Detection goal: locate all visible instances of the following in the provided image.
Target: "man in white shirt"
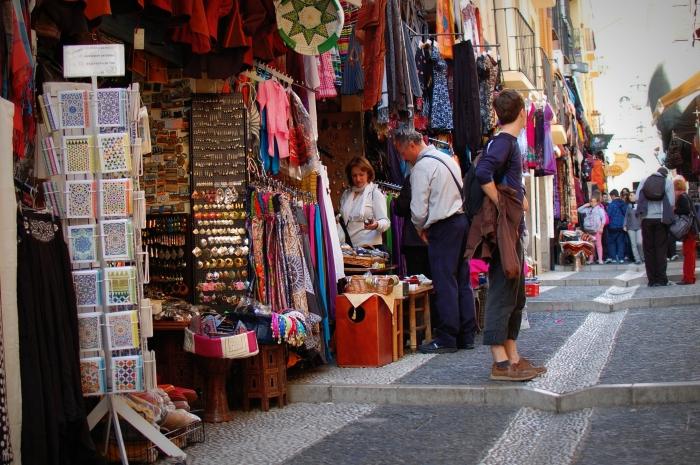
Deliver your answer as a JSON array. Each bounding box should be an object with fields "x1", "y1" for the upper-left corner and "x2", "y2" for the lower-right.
[{"x1": 392, "y1": 127, "x2": 477, "y2": 353}]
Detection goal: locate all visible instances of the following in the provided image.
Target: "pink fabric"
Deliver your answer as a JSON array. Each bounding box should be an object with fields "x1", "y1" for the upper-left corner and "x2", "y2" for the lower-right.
[
  {"x1": 317, "y1": 52, "x2": 338, "y2": 99},
  {"x1": 257, "y1": 79, "x2": 290, "y2": 158},
  {"x1": 469, "y1": 258, "x2": 489, "y2": 288}
]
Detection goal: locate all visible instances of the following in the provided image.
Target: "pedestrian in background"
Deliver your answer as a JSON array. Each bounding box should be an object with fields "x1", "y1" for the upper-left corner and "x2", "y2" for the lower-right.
[
  {"x1": 578, "y1": 195, "x2": 607, "y2": 264},
  {"x1": 606, "y1": 189, "x2": 627, "y2": 263},
  {"x1": 673, "y1": 175, "x2": 697, "y2": 285},
  {"x1": 623, "y1": 192, "x2": 643, "y2": 265},
  {"x1": 637, "y1": 166, "x2": 675, "y2": 287},
  {"x1": 393, "y1": 127, "x2": 477, "y2": 354},
  {"x1": 620, "y1": 187, "x2": 634, "y2": 260}
]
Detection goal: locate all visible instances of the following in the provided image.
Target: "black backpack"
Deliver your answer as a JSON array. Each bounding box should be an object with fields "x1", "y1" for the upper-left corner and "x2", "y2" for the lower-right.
[
  {"x1": 642, "y1": 174, "x2": 666, "y2": 201},
  {"x1": 462, "y1": 135, "x2": 517, "y2": 220}
]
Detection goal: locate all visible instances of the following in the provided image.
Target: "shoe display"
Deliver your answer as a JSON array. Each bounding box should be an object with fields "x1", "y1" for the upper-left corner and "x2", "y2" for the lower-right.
[
  {"x1": 489, "y1": 362, "x2": 538, "y2": 381},
  {"x1": 513, "y1": 357, "x2": 547, "y2": 375},
  {"x1": 419, "y1": 341, "x2": 457, "y2": 354}
]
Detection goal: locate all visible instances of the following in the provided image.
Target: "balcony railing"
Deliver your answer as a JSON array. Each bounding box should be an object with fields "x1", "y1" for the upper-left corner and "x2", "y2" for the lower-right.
[
  {"x1": 538, "y1": 47, "x2": 554, "y2": 105},
  {"x1": 552, "y1": 0, "x2": 575, "y2": 63},
  {"x1": 494, "y1": 7, "x2": 537, "y2": 88}
]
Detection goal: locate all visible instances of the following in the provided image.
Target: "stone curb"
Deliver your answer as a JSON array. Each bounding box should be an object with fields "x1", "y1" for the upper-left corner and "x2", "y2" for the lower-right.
[
  {"x1": 287, "y1": 381, "x2": 700, "y2": 413},
  {"x1": 553, "y1": 260, "x2": 696, "y2": 273},
  {"x1": 525, "y1": 295, "x2": 700, "y2": 313},
  {"x1": 538, "y1": 273, "x2": 685, "y2": 288}
]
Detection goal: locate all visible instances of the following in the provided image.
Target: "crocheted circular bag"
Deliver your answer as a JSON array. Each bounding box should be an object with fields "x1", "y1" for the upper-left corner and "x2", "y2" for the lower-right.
[{"x1": 275, "y1": 0, "x2": 345, "y2": 55}]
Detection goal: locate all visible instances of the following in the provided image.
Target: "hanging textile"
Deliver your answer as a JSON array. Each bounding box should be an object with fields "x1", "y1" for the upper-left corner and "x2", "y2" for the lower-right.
[
  {"x1": 428, "y1": 45, "x2": 453, "y2": 131},
  {"x1": 453, "y1": 40, "x2": 482, "y2": 161},
  {"x1": 414, "y1": 45, "x2": 432, "y2": 131},
  {"x1": 257, "y1": 79, "x2": 290, "y2": 160},
  {"x1": 17, "y1": 213, "x2": 101, "y2": 465},
  {"x1": 461, "y1": 1, "x2": 481, "y2": 48},
  {"x1": 356, "y1": 0, "x2": 388, "y2": 111},
  {"x1": 340, "y1": 27, "x2": 364, "y2": 95},
  {"x1": 543, "y1": 103, "x2": 556, "y2": 175},
  {"x1": 385, "y1": 0, "x2": 412, "y2": 114},
  {"x1": 478, "y1": 53, "x2": 500, "y2": 135},
  {"x1": 338, "y1": 0, "x2": 361, "y2": 62},
  {"x1": 435, "y1": 0, "x2": 455, "y2": 59},
  {"x1": 403, "y1": 23, "x2": 422, "y2": 100}
]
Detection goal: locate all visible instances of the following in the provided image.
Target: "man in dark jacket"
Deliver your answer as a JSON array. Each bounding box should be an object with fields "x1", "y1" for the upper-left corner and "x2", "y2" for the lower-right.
[
  {"x1": 473, "y1": 89, "x2": 543, "y2": 382},
  {"x1": 606, "y1": 189, "x2": 627, "y2": 263}
]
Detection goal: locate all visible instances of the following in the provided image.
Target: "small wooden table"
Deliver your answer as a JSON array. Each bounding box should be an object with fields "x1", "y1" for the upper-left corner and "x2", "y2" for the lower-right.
[
  {"x1": 404, "y1": 285, "x2": 433, "y2": 352},
  {"x1": 392, "y1": 297, "x2": 405, "y2": 362}
]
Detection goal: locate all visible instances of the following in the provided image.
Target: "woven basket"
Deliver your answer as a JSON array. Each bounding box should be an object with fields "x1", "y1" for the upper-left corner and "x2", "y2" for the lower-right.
[{"x1": 343, "y1": 255, "x2": 379, "y2": 267}]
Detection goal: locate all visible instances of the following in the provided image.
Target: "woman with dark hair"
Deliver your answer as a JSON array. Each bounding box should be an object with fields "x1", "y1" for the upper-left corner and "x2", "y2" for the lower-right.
[{"x1": 338, "y1": 156, "x2": 390, "y2": 248}]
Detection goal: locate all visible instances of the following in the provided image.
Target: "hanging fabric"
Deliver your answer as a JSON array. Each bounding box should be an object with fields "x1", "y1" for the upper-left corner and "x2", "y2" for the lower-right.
[
  {"x1": 428, "y1": 44, "x2": 453, "y2": 131},
  {"x1": 435, "y1": 0, "x2": 455, "y2": 59},
  {"x1": 453, "y1": 40, "x2": 482, "y2": 162},
  {"x1": 340, "y1": 26, "x2": 364, "y2": 95},
  {"x1": 0, "y1": 288, "x2": 12, "y2": 464},
  {"x1": 478, "y1": 53, "x2": 500, "y2": 135}
]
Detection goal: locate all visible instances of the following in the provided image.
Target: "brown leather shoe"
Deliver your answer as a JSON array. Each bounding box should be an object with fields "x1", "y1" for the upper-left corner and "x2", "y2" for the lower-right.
[
  {"x1": 489, "y1": 362, "x2": 538, "y2": 381},
  {"x1": 513, "y1": 357, "x2": 547, "y2": 376}
]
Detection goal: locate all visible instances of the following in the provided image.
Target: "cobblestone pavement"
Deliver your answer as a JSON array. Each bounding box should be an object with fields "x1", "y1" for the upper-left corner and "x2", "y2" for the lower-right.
[
  {"x1": 575, "y1": 403, "x2": 700, "y2": 465},
  {"x1": 282, "y1": 405, "x2": 519, "y2": 465},
  {"x1": 160, "y1": 265, "x2": 700, "y2": 465},
  {"x1": 600, "y1": 306, "x2": 700, "y2": 384},
  {"x1": 397, "y1": 312, "x2": 587, "y2": 386}
]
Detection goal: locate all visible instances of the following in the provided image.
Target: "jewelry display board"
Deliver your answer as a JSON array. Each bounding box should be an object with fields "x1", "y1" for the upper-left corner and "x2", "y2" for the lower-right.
[
  {"x1": 190, "y1": 94, "x2": 249, "y2": 309},
  {"x1": 143, "y1": 213, "x2": 193, "y2": 301}
]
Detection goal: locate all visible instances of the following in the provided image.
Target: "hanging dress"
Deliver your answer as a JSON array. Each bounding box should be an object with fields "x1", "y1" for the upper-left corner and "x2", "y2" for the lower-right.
[
  {"x1": 428, "y1": 44, "x2": 453, "y2": 131},
  {"x1": 543, "y1": 103, "x2": 556, "y2": 175}
]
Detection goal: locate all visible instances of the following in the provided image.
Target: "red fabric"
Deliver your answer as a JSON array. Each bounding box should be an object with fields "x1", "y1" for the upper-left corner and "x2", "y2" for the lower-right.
[
  {"x1": 682, "y1": 232, "x2": 697, "y2": 284},
  {"x1": 171, "y1": 0, "x2": 211, "y2": 53},
  {"x1": 356, "y1": 0, "x2": 387, "y2": 111},
  {"x1": 591, "y1": 159, "x2": 606, "y2": 191},
  {"x1": 193, "y1": 333, "x2": 224, "y2": 358},
  {"x1": 9, "y1": 4, "x2": 35, "y2": 161},
  {"x1": 84, "y1": 0, "x2": 112, "y2": 20}
]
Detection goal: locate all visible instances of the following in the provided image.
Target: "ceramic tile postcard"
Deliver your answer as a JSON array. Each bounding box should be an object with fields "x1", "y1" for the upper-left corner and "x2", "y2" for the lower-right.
[
  {"x1": 41, "y1": 136, "x2": 62, "y2": 176},
  {"x1": 66, "y1": 180, "x2": 95, "y2": 219},
  {"x1": 63, "y1": 135, "x2": 95, "y2": 174},
  {"x1": 97, "y1": 89, "x2": 128, "y2": 127},
  {"x1": 73, "y1": 269, "x2": 102, "y2": 307},
  {"x1": 100, "y1": 219, "x2": 133, "y2": 261},
  {"x1": 99, "y1": 178, "x2": 131, "y2": 217},
  {"x1": 78, "y1": 312, "x2": 102, "y2": 351},
  {"x1": 68, "y1": 224, "x2": 97, "y2": 264},
  {"x1": 104, "y1": 266, "x2": 136, "y2": 306},
  {"x1": 80, "y1": 357, "x2": 106, "y2": 396},
  {"x1": 98, "y1": 133, "x2": 132, "y2": 173},
  {"x1": 40, "y1": 94, "x2": 59, "y2": 132},
  {"x1": 111, "y1": 355, "x2": 143, "y2": 392},
  {"x1": 59, "y1": 90, "x2": 90, "y2": 129},
  {"x1": 106, "y1": 310, "x2": 139, "y2": 350}
]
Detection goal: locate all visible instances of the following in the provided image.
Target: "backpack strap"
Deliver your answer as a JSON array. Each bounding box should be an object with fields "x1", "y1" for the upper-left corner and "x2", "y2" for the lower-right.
[{"x1": 419, "y1": 155, "x2": 462, "y2": 195}]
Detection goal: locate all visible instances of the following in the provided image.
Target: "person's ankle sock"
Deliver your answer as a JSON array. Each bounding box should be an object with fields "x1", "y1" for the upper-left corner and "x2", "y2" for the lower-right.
[{"x1": 496, "y1": 360, "x2": 510, "y2": 369}]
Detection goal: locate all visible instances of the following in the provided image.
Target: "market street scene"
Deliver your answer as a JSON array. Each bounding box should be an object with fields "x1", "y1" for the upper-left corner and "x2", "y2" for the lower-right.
[{"x1": 0, "y1": 0, "x2": 699, "y2": 464}]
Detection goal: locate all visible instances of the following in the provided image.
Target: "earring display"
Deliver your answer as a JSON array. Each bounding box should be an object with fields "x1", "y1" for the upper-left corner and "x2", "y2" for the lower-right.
[
  {"x1": 143, "y1": 213, "x2": 192, "y2": 300},
  {"x1": 140, "y1": 78, "x2": 192, "y2": 213},
  {"x1": 101, "y1": 219, "x2": 134, "y2": 261},
  {"x1": 191, "y1": 94, "x2": 249, "y2": 308}
]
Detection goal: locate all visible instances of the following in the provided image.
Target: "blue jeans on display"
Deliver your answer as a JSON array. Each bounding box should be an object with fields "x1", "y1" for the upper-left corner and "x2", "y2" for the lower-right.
[
  {"x1": 427, "y1": 214, "x2": 477, "y2": 348},
  {"x1": 607, "y1": 228, "x2": 626, "y2": 261}
]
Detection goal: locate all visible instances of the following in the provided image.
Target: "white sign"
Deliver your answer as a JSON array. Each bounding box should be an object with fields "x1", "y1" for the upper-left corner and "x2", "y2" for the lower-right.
[{"x1": 63, "y1": 44, "x2": 125, "y2": 78}]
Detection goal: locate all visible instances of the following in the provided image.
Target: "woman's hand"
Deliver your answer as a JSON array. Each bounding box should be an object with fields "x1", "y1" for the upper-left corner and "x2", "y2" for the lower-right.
[{"x1": 364, "y1": 220, "x2": 379, "y2": 230}]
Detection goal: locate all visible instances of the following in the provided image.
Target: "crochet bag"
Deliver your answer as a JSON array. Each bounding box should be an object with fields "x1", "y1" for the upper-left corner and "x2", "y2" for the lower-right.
[{"x1": 184, "y1": 328, "x2": 259, "y2": 359}]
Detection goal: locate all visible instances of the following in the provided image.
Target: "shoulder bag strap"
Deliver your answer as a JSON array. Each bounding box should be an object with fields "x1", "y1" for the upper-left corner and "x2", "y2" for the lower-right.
[{"x1": 419, "y1": 155, "x2": 462, "y2": 194}]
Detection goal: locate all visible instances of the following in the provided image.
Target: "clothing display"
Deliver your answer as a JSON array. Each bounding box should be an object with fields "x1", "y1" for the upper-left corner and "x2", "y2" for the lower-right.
[
  {"x1": 453, "y1": 40, "x2": 482, "y2": 161},
  {"x1": 0, "y1": 289, "x2": 11, "y2": 464},
  {"x1": 356, "y1": 0, "x2": 388, "y2": 111},
  {"x1": 428, "y1": 45, "x2": 453, "y2": 132},
  {"x1": 477, "y1": 53, "x2": 500, "y2": 135}
]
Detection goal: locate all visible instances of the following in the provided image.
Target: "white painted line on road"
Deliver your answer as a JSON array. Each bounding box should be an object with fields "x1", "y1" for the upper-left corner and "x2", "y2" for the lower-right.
[{"x1": 477, "y1": 311, "x2": 626, "y2": 465}]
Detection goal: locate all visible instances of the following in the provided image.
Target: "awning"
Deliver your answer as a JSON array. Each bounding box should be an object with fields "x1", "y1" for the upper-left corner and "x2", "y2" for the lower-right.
[{"x1": 652, "y1": 71, "x2": 700, "y2": 122}]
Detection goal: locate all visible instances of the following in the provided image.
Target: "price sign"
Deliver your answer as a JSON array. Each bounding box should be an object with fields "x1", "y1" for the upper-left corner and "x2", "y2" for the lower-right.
[{"x1": 63, "y1": 44, "x2": 126, "y2": 78}]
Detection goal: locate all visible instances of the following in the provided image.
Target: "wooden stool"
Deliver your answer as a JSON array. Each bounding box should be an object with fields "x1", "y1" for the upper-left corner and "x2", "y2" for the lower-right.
[
  {"x1": 242, "y1": 344, "x2": 287, "y2": 412},
  {"x1": 199, "y1": 357, "x2": 235, "y2": 423},
  {"x1": 404, "y1": 286, "x2": 433, "y2": 351},
  {"x1": 392, "y1": 298, "x2": 405, "y2": 361}
]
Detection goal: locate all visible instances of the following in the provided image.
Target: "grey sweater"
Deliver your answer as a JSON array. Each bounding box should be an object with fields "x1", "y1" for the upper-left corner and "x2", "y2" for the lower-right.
[{"x1": 624, "y1": 204, "x2": 642, "y2": 231}]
